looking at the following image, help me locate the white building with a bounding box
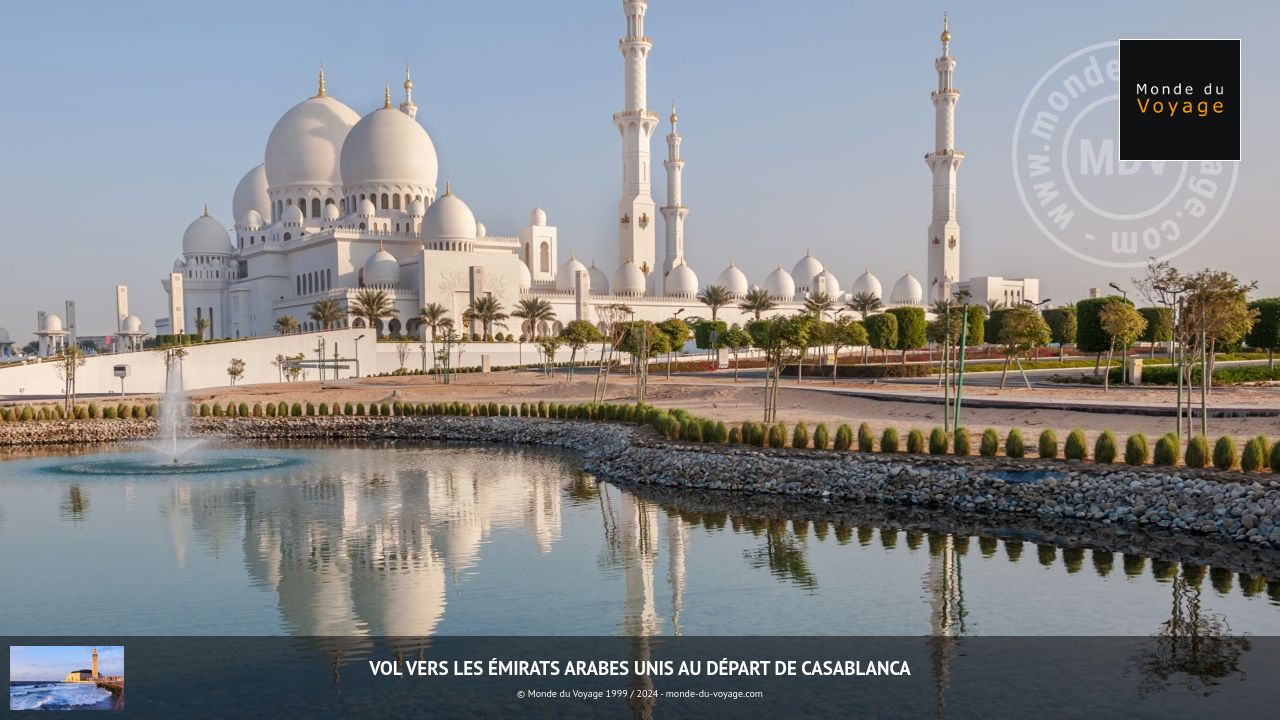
[160,7,1034,339]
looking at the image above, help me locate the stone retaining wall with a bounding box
[2,417,1277,551]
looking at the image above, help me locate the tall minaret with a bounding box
[615,0,659,291]
[660,101,688,291]
[400,64,418,119]
[91,647,99,679]
[926,13,963,303]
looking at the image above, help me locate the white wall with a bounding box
[0,328,375,397]
[373,340,601,375]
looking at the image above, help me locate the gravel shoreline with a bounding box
[4,416,1279,554]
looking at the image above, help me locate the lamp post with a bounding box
[353,334,365,378]
[1153,280,1188,442]
[1108,283,1130,383]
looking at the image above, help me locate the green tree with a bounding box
[656,317,690,378]
[1099,302,1148,392]
[54,345,87,413]
[1076,296,1129,369]
[1137,307,1174,358]
[864,313,898,364]
[194,315,212,341]
[997,306,1052,389]
[747,315,809,421]
[738,287,776,321]
[226,357,245,386]
[1246,298,1280,371]
[463,295,509,341]
[846,291,882,320]
[352,288,398,336]
[720,325,753,381]
[697,285,731,322]
[1042,304,1077,360]
[559,320,603,381]
[308,299,343,330]
[887,307,927,364]
[273,315,299,335]
[828,316,868,383]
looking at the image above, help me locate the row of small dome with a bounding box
[551,251,924,304]
[24,314,144,338]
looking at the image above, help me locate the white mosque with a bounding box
[155,4,1037,342]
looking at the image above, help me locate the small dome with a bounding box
[264,94,360,190]
[850,268,882,299]
[422,190,477,243]
[890,270,923,305]
[516,258,533,289]
[612,260,646,296]
[763,265,796,300]
[339,105,438,194]
[0,327,9,343]
[408,199,426,217]
[475,221,487,238]
[40,314,64,333]
[557,255,588,292]
[715,262,749,297]
[281,204,304,225]
[182,211,232,255]
[530,207,547,226]
[791,250,825,291]
[240,209,264,229]
[588,262,610,295]
[357,197,377,217]
[233,164,271,225]
[123,315,143,333]
[323,202,340,221]
[172,257,187,270]
[363,246,400,286]
[665,262,699,298]
[814,269,841,297]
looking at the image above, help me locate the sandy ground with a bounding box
[170,368,1280,444]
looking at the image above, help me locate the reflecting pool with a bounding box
[1,441,1277,636]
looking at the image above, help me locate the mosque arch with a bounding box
[283,232,292,242]
[539,242,550,273]
[352,317,366,328]
[392,194,401,210]
[311,198,321,217]
[380,193,389,210]
[388,318,402,336]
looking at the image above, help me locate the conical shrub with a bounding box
[1038,429,1058,459]
[792,422,809,449]
[1005,429,1025,458]
[906,429,925,454]
[928,428,948,455]
[1094,430,1117,464]
[812,424,830,450]
[979,428,999,457]
[1213,436,1237,471]
[1241,436,1266,472]
[834,424,854,451]
[1125,433,1149,466]
[857,423,875,453]
[768,423,788,448]
[1185,435,1209,468]
[1064,429,1088,460]
[1153,433,1179,466]
[880,427,899,453]
[953,427,971,456]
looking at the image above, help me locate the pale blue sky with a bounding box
[0,0,1274,339]
[9,646,124,681]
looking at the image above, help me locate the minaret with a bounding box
[925,13,963,303]
[400,65,418,119]
[614,0,658,291]
[660,101,688,291]
[91,647,99,679]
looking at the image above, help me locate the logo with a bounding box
[1012,41,1238,268]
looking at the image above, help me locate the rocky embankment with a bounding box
[3,416,1278,551]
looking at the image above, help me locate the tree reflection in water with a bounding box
[1134,566,1251,696]
[60,485,89,521]
[743,519,818,591]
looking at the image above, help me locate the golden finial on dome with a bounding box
[202,203,209,217]
[444,180,452,196]
[316,65,327,98]
[670,100,678,125]
[941,12,951,44]
[404,64,413,92]
[383,81,392,109]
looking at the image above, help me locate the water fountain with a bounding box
[50,347,295,477]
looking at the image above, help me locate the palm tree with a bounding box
[846,291,882,320]
[194,316,211,341]
[986,298,1005,312]
[739,287,776,320]
[309,299,343,330]
[352,289,398,336]
[416,303,450,341]
[273,315,299,335]
[804,292,835,321]
[697,285,731,322]
[512,297,556,340]
[463,295,509,341]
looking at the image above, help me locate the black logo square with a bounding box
[1119,39,1240,161]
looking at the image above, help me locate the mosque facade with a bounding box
[152,3,1036,343]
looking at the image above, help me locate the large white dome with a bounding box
[264,94,360,191]
[715,262,749,297]
[182,211,232,255]
[612,260,646,296]
[339,106,438,195]
[422,190,477,242]
[814,269,841,297]
[516,258,533,290]
[233,164,271,225]
[890,271,923,305]
[40,314,64,333]
[0,327,10,343]
[363,246,400,286]
[665,262,699,298]
[122,315,143,333]
[557,256,588,292]
[763,265,796,300]
[850,268,882,298]
[791,251,825,291]
[588,262,610,295]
